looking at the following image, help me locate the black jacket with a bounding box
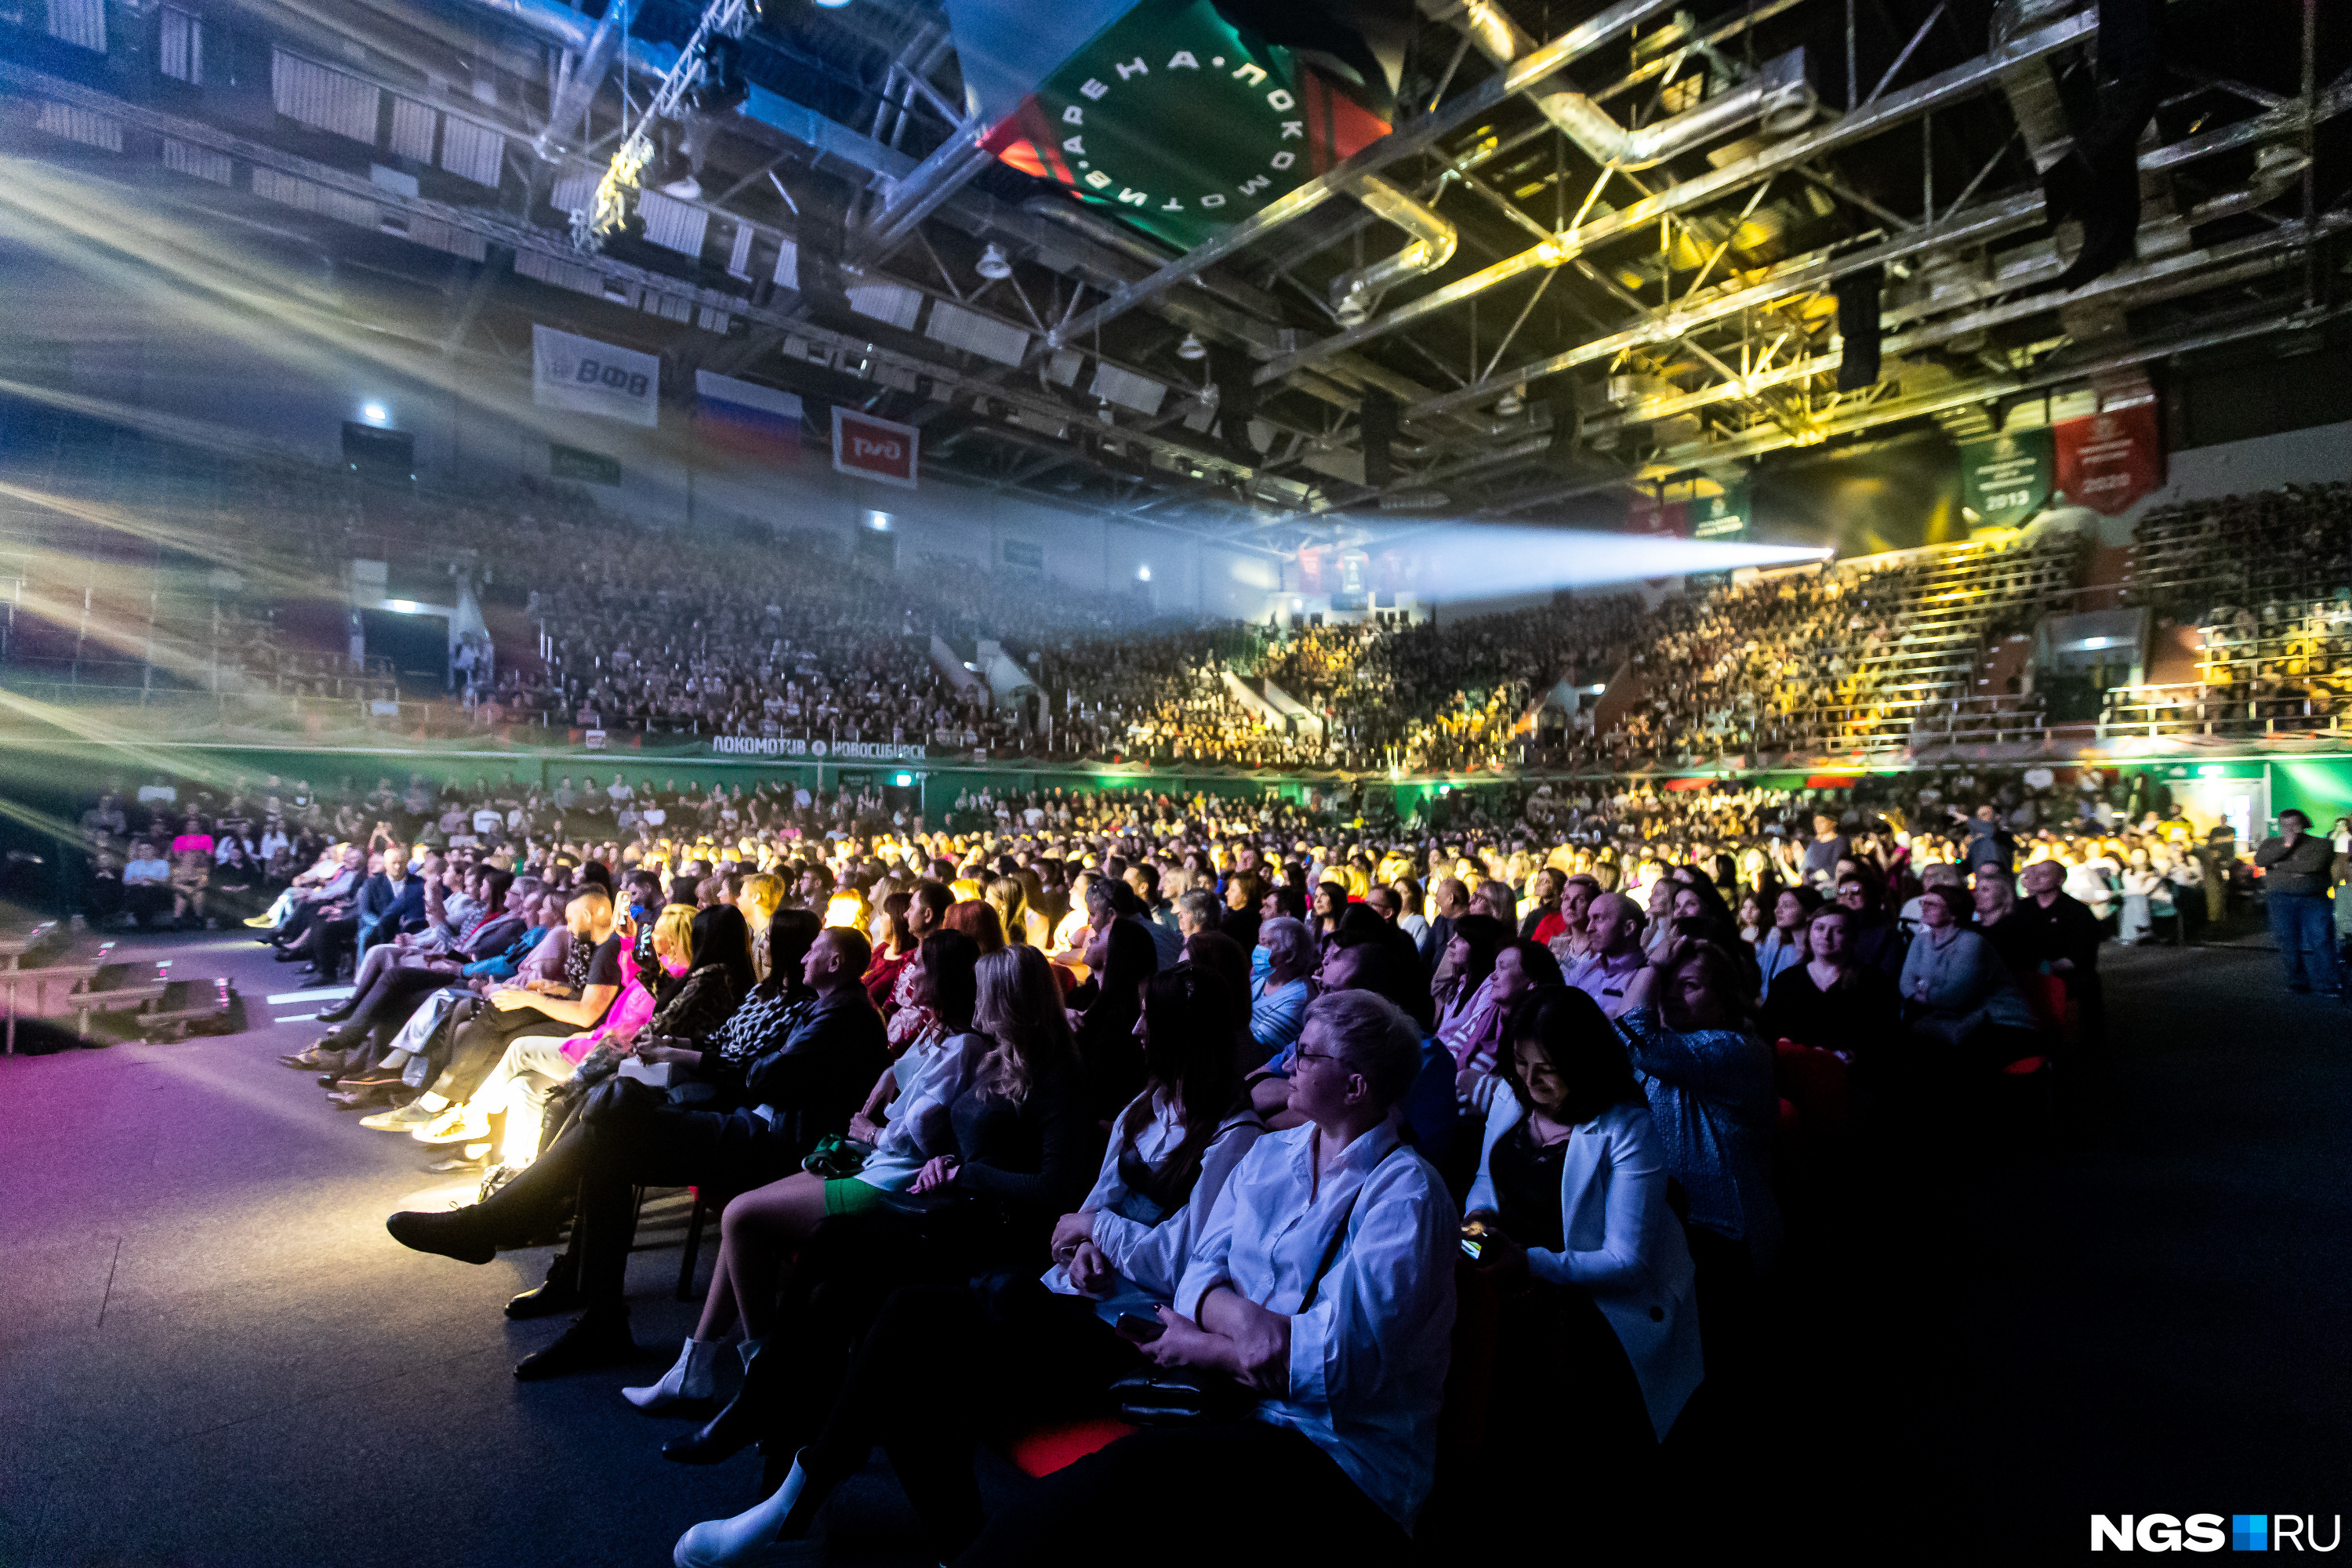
[743,987,889,1167]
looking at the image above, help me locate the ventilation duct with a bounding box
[1530,46,1819,171]
[1330,175,1458,325]
[1421,0,1813,172]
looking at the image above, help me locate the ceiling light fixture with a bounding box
[975,242,1012,279]
[1177,332,1207,361]
[1496,386,1524,418]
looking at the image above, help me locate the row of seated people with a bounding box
[2129,481,2352,620]
[291,818,2097,1563]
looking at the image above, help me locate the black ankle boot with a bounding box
[662,1388,762,1465]
[506,1254,583,1319]
[514,1305,641,1381]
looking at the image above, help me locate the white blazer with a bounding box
[1465,1094,1704,1441]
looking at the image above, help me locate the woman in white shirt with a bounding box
[674,964,1265,1567]
[1462,985,1701,1528]
[947,989,1454,1568]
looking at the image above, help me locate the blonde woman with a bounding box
[658,945,1092,1472]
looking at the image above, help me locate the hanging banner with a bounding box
[832,408,919,490]
[956,0,1390,252]
[532,325,659,428]
[2054,401,2165,515]
[1692,478,1751,540]
[1626,494,1690,537]
[1959,427,2054,527]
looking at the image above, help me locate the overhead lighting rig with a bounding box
[574,0,759,250]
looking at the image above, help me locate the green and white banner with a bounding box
[1959,428,2054,528]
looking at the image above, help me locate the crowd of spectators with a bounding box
[38,740,2352,1562]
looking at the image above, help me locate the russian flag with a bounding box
[695,371,804,462]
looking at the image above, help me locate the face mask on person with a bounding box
[1250,943,1272,982]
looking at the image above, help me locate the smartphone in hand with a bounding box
[1114,1312,1166,1343]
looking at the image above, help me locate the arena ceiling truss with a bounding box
[3,0,2347,558]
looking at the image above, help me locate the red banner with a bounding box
[2054,401,2165,514]
[832,409,919,490]
[1626,494,1692,538]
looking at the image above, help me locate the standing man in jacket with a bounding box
[2254,810,2344,1000]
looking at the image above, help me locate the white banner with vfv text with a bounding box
[532,325,659,427]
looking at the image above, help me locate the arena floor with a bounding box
[0,930,2344,1566]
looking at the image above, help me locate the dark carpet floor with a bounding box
[0,927,2344,1566]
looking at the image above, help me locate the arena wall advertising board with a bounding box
[532,325,659,428]
[832,408,919,490]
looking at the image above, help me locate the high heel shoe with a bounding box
[673,1453,824,1567]
[624,1338,723,1414]
[662,1388,762,1465]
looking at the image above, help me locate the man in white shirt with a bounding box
[606,775,634,807]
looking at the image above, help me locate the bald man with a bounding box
[1562,891,1649,1018]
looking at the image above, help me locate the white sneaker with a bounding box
[625,1338,722,1410]
[360,1101,435,1132]
[414,1106,490,1145]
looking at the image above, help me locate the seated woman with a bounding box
[924,989,1455,1568]
[1074,915,1157,1120]
[670,963,1262,1566]
[623,926,985,1412]
[1896,885,2042,1073]
[660,945,1093,1468]
[1754,885,1821,999]
[1462,986,1701,1527]
[384,925,889,1379]
[1244,915,1315,1069]
[1758,904,1900,1061]
[1615,938,1781,1377]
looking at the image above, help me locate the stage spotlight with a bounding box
[976,242,1012,279]
[1177,332,1207,361]
[1496,386,1524,418]
[361,402,388,423]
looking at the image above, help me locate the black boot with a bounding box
[506,1250,583,1319]
[514,1305,642,1381]
[663,1387,764,1465]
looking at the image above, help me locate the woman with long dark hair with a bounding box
[670,964,1267,1566]
[1463,985,1701,1533]
[662,946,1092,1472]
[1074,915,1158,1120]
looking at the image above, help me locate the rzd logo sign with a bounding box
[831,410,918,490]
